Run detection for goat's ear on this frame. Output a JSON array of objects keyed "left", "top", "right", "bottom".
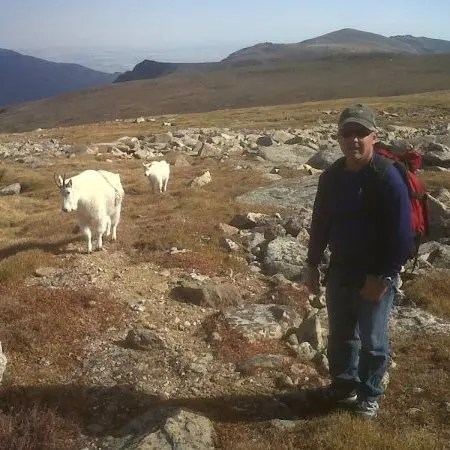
[
  {"left": 56, "top": 175, "right": 63, "bottom": 187},
  {"left": 66, "top": 179, "right": 72, "bottom": 188}
]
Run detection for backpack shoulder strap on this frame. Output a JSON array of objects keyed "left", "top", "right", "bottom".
[{"left": 369, "top": 154, "right": 395, "bottom": 180}]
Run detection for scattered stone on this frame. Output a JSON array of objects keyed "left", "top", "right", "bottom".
[{"left": 0, "top": 182, "right": 21, "bottom": 195}]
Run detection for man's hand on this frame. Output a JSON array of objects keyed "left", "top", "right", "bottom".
[
  {"left": 306, "top": 266, "right": 321, "bottom": 295},
  {"left": 360, "top": 275, "right": 388, "bottom": 302}
]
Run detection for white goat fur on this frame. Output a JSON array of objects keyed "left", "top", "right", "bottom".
[
  {"left": 143, "top": 160, "right": 170, "bottom": 193},
  {"left": 56, "top": 170, "right": 125, "bottom": 253}
]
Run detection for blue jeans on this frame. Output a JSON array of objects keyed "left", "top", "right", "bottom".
[{"left": 325, "top": 265, "right": 396, "bottom": 401}]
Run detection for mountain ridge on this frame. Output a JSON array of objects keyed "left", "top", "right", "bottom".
[{"left": 0, "top": 49, "right": 117, "bottom": 106}]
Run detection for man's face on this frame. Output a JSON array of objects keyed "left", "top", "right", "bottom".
[{"left": 338, "top": 122, "right": 377, "bottom": 163}]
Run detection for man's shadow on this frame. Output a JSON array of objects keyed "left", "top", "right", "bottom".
[{"left": 0, "top": 383, "right": 350, "bottom": 438}]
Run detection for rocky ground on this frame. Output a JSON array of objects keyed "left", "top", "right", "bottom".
[{"left": 1, "top": 116, "right": 450, "bottom": 449}]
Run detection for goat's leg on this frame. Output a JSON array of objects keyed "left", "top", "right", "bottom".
[
  {"left": 81, "top": 227, "right": 93, "bottom": 253},
  {"left": 105, "top": 217, "right": 112, "bottom": 237}
]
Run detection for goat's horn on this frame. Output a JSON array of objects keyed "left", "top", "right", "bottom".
[{"left": 54, "top": 173, "right": 60, "bottom": 187}]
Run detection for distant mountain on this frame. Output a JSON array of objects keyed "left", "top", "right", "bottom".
[
  {"left": 2, "top": 52, "right": 450, "bottom": 133},
  {"left": 392, "top": 35, "right": 450, "bottom": 54},
  {"left": 0, "top": 49, "right": 117, "bottom": 106},
  {"left": 114, "top": 60, "right": 182, "bottom": 83},
  {"left": 115, "top": 29, "right": 450, "bottom": 83},
  {"left": 221, "top": 28, "right": 450, "bottom": 66},
  {"left": 114, "top": 59, "right": 218, "bottom": 83}
]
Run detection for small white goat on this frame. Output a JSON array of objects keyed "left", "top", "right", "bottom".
[
  {"left": 143, "top": 160, "right": 170, "bottom": 193},
  {"left": 55, "top": 170, "right": 124, "bottom": 253}
]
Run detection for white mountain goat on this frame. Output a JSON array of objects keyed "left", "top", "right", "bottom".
[
  {"left": 143, "top": 160, "right": 170, "bottom": 193},
  {"left": 55, "top": 170, "right": 125, "bottom": 253}
]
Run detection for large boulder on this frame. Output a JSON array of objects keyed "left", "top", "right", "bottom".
[
  {"left": 235, "top": 176, "right": 320, "bottom": 213},
  {"left": 306, "top": 147, "right": 342, "bottom": 170},
  {"left": 263, "top": 237, "right": 309, "bottom": 280},
  {"left": 257, "top": 145, "right": 317, "bottom": 165}
]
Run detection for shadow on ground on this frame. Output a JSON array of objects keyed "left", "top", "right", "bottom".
[
  {"left": 0, "top": 383, "right": 348, "bottom": 437},
  {"left": 0, "top": 236, "right": 81, "bottom": 260}
]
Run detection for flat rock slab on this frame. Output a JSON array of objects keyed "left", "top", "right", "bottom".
[
  {"left": 223, "top": 303, "right": 304, "bottom": 342},
  {"left": 235, "top": 176, "right": 320, "bottom": 213}
]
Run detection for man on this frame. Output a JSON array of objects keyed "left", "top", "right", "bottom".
[{"left": 306, "top": 104, "right": 413, "bottom": 419}]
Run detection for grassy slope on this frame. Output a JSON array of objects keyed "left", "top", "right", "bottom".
[
  {"left": 0, "top": 91, "right": 449, "bottom": 448},
  {"left": 1, "top": 53, "right": 450, "bottom": 132}
]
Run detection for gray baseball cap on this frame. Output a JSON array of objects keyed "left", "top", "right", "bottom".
[{"left": 338, "top": 103, "right": 377, "bottom": 131}]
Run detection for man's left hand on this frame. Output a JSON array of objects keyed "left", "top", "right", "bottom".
[{"left": 360, "top": 275, "right": 388, "bottom": 302}]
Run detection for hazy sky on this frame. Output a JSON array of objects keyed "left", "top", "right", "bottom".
[{"left": 1, "top": 0, "right": 450, "bottom": 69}]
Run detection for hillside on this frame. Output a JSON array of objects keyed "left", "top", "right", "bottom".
[
  {"left": 221, "top": 28, "right": 450, "bottom": 66},
  {"left": 0, "top": 91, "right": 449, "bottom": 448},
  {"left": 0, "top": 49, "right": 116, "bottom": 106},
  {"left": 1, "top": 52, "right": 450, "bottom": 133},
  {"left": 114, "top": 29, "right": 450, "bottom": 83}
]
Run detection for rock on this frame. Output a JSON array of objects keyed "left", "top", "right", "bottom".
[
  {"left": 294, "top": 314, "right": 324, "bottom": 351},
  {"left": 390, "top": 305, "right": 450, "bottom": 336},
  {"left": 190, "top": 171, "right": 212, "bottom": 187},
  {"left": 125, "top": 329, "right": 167, "bottom": 351},
  {"left": 257, "top": 145, "right": 317, "bottom": 165},
  {"left": 272, "top": 130, "right": 296, "bottom": 144},
  {"left": 220, "top": 237, "right": 240, "bottom": 252},
  {"left": 198, "top": 142, "right": 222, "bottom": 158},
  {"left": 229, "top": 212, "right": 272, "bottom": 229},
  {"left": 172, "top": 154, "right": 191, "bottom": 167},
  {"left": 263, "top": 237, "right": 309, "bottom": 280},
  {"left": 154, "top": 132, "right": 173, "bottom": 144},
  {"left": 223, "top": 303, "right": 303, "bottom": 342},
  {"left": 420, "top": 142, "right": 450, "bottom": 168},
  {"left": 240, "top": 231, "right": 265, "bottom": 251},
  {"left": 256, "top": 136, "right": 273, "bottom": 147},
  {"left": 217, "top": 223, "right": 239, "bottom": 236},
  {"left": 0, "top": 183, "right": 21, "bottom": 195},
  {"left": 0, "top": 342, "right": 6, "bottom": 384},
  {"left": 237, "top": 354, "right": 291, "bottom": 374},
  {"left": 172, "top": 281, "right": 242, "bottom": 308},
  {"left": 313, "top": 353, "right": 329, "bottom": 375},
  {"left": 236, "top": 176, "right": 320, "bottom": 213},
  {"left": 294, "top": 342, "right": 317, "bottom": 362},
  {"left": 306, "top": 147, "right": 342, "bottom": 170},
  {"left": 34, "top": 267, "right": 58, "bottom": 277},
  {"left": 109, "top": 407, "right": 215, "bottom": 450}
]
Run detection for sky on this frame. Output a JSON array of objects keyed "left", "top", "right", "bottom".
[{"left": 1, "top": 0, "right": 450, "bottom": 71}]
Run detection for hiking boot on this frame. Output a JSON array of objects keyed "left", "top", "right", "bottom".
[
  {"left": 311, "top": 386, "right": 357, "bottom": 405},
  {"left": 354, "top": 400, "right": 379, "bottom": 419}
]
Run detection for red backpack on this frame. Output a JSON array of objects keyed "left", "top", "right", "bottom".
[{"left": 373, "top": 142, "right": 430, "bottom": 267}]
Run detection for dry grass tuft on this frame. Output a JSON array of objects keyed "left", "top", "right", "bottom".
[
  {"left": 420, "top": 171, "right": 450, "bottom": 191},
  {"left": 0, "top": 284, "right": 126, "bottom": 384},
  {"left": 0, "top": 250, "right": 56, "bottom": 283},
  {"left": 403, "top": 271, "right": 450, "bottom": 318},
  {"left": 0, "top": 401, "right": 82, "bottom": 450}
]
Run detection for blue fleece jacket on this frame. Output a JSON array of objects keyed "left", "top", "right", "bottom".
[{"left": 307, "top": 154, "right": 413, "bottom": 278}]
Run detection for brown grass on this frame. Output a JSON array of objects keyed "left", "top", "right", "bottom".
[
  {"left": 216, "top": 333, "right": 450, "bottom": 449},
  {"left": 1, "top": 91, "right": 449, "bottom": 448},
  {"left": 0, "top": 157, "right": 284, "bottom": 280},
  {"left": 0, "top": 250, "right": 56, "bottom": 283},
  {"left": 420, "top": 171, "right": 450, "bottom": 191},
  {"left": 403, "top": 271, "right": 450, "bottom": 318},
  {"left": 0, "top": 403, "right": 82, "bottom": 450},
  {"left": 0, "top": 284, "right": 126, "bottom": 385}
]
